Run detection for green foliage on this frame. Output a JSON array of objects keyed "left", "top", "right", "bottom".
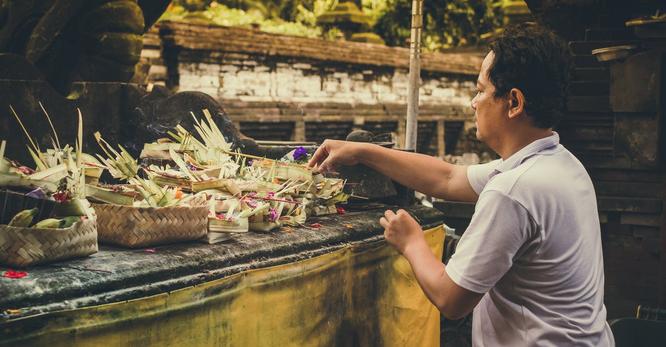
[
  {"left": 374, "top": 0, "right": 502, "bottom": 50},
  {"left": 162, "top": 1, "right": 340, "bottom": 38},
  {"left": 162, "top": 0, "right": 504, "bottom": 49},
  {"left": 173, "top": 0, "right": 215, "bottom": 12}
]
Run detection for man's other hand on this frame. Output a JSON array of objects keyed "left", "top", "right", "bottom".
[{"left": 380, "top": 209, "right": 425, "bottom": 255}]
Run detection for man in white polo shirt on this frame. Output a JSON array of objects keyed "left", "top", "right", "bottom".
[{"left": 308, "top": 23, "right": 614, "bottom": 346}]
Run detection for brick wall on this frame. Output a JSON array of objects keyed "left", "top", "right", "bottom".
[
  {"left": 138, "top": 21, "right": 483, "bottom": 155},
  {"left": 172, "top": 54, "right": 475, "bottom": 106}
]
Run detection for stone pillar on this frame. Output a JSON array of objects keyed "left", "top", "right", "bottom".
[
  {"left": 353, "top": 116, "right": 365, "bottom": 131},
  {"left": 293, "top": 120, "right": 306, "bottom": 142}
]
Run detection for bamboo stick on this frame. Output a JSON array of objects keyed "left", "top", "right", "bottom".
[{"left": 405, "top": 0, "right": 423, "bottom": 151}]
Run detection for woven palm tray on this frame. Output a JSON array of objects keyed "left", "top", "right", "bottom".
[
  {"left": 0, "top": 218, "right": 98, "bottom": 268},
  {"left": 93, "top": 204, "right": 208, "bottom": 248}
]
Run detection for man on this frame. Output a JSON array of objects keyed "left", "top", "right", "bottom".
[{"left": 308, "top": 23, "right": 614, "bottom": 346}]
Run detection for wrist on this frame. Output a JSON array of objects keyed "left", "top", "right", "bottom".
[
  {"left": 352, "top": 142, "right": 371, "bottom": 165},
  {"left": 355, "top": 143, "right": 381, "bottom": 166},
  {"left": 402, "top": 234, "right": 429, "bottom": 261}
]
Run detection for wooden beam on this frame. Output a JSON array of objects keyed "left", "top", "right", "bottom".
[
  {"left": 437, "top": 120, "right": 445, "bottom": 158},
  {"left": 228, "top": 114, "right": 471, "bottom": 123}
]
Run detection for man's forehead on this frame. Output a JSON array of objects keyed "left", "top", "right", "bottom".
[
  {"left": 477, "top": 51, "right": 495, "bottom": 84},
  {"left": 481, "top": 52, "right": 494, "bottom": 71}
]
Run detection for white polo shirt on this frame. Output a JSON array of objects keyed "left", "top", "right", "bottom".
[{"left": 446, "top": 132, "right": 614, "bottom": 346}]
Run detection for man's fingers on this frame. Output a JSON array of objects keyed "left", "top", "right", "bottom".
[
  {"left": 379, "top": 217, "right": 388, "bottom": 228},
  {"left": 396, "top": 209, "right": 411, "bottom": 220},
  {"left": 307, "top": 146, "right": 328, "bottom": 168},
  {"left": 384, "top": 209, "right": 396, "bottom": 220},
  {"left": 319, "top": 156, "right": 339, "bottom": 173}
]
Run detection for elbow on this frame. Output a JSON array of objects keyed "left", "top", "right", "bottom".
[
  {"left": 437, "top": 301, "right": 472, "bottom": 321},
  {"left": 439, "top": 308, "right": 467, "bottom": 321}
]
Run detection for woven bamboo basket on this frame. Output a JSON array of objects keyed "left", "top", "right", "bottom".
[
  {"left": 93, "top": 204, "right": 208, "bottom": 248},
  {"left": 0, "top": 190, "right": 57, "bottom": 224},
  {"left": 0, "top": 218, "right": 98, "bottom": 267}
]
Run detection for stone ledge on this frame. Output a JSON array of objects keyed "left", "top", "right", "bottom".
[{"left": 219, "top": 99, "right": 472, "bottom": 121}]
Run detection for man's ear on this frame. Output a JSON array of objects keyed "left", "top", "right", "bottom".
[{"left": 508, "top": 88, "right": 525, "bottom": 119}]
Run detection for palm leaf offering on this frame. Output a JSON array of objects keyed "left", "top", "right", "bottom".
[
  {"left": 1, "top": 106, "right": 95, "bottom": 228},
  {"left": 4, "top": 106, "right": 347, "bottom": 241},
  {"left": 131, "top": 108, "right": 348, "bottom": 237},
  {"left": 93, "top": 133, "right": 189, "bottom": 208}
]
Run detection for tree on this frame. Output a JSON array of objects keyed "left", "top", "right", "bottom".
[{"left": 374, "top": 0, "right": 502, "bottom": 49}]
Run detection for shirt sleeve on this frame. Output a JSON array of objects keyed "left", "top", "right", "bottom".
[
  {"left": 445, "top": 190, "right": 535, "bottom": 294},
  {"left": 466, "top": 159, "right": 501, "bottom": 195}
]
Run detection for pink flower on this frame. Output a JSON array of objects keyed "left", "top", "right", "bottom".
[
  {"left": 268, "top": 208, "right": 278, "bottom": 222},
  {"left": 52, "top": 191, "right": 70, "bottom": 203},
  {"left": 17, "top": 166, "right": 35, "bottom": 175}
]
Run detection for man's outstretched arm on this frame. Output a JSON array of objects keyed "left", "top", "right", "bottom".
[
  {"left": 308, "top": 140, "right": 478, "bottom": 202},
  {"left": 381, "top": 209, "right": 483, "bottom": 319}
]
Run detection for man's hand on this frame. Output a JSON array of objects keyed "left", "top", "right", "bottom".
[
  {"left": 380, "top": 209, "right": 426, "bottom": 255},
  {"left": 307, "top": 139, "right": 366, "bottom": 173},
  {"left": 381, "top": 208, "right": 484, "bottom": 320}
]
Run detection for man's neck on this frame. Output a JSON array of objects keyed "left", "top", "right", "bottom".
[{"left": 496, "top": 128, "right": 554, "bottom": 160}]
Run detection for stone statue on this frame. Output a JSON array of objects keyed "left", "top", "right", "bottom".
[
  {"left": 0, "top": 0, "right": 171, "bottom": 93},
  {"left": 0, "top": 0, "right": 272, "bottom": 164}
]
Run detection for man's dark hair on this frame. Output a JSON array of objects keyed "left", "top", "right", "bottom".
[{"left": 488, "top": 23, "right": 572, "bottom": 129}]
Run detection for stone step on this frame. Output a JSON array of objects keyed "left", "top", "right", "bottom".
[
  {"left": 573, "top": 55, "right": 602, "bottom": 68},
  {"left": 572, "top": 67, "right": 609, "bottom": 82},
  {"left": 584, "top": 28, "right": 637, "bottom": 41},
  {"left": 567, "top": 96, "right": 611, "bottom": 112},
  {"left": 569, "top": 81, "right": 610, "bottom": 96},
  {"left": 569, "top": 40, "right": 638, "bottom": 56}
]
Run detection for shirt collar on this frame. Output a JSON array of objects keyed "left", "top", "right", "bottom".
[{"left": 491, "top": 132, "right": 560, "bottom": 176}]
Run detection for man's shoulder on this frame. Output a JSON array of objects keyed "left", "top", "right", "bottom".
[
  {"left": 483, "top": 158, "right": 540, "bottom": 196},
  {"left": 486, "top": 148, "right": 585, "bottom": 196}
]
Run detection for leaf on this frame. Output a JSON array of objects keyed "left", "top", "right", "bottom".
[
  {"left": 169, "top": 148, "right": 199, "bottom": 182},
  {"left": 9, "top": 105, "right": 40, "bottom": 155},
  {"left": 27, "top": 146, "right": 47, "bottom": 171},
  {"left": 40, "top": 101, "right": 61, "bottom": 150}
]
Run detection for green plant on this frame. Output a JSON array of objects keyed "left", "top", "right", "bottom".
[
  {"left": 161, "top": 0, "right": 505, "bottom": 49},
  {"left": 373, "top": 0, "right": 503, "bottom": 50}
]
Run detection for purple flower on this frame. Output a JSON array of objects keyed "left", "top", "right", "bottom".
[
  {"left": 293, "top": 147, "right": 308, "bottom": 161},
  {"left": 268, "top": 208, "right": 278, "bottom": 222},
  {"left": 245, "top": 198, "right": 258, "bottom": 208},
  {"left": 26, "top": 187, "right": 48, "bottom": 200}
]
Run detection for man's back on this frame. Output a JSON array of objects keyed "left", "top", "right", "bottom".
[{"left": 447, "top": 134, "right": 614, "bottom": 346}]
